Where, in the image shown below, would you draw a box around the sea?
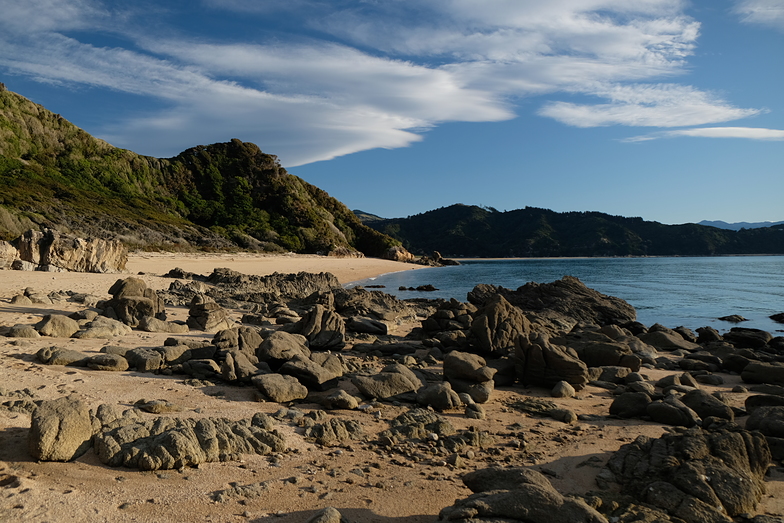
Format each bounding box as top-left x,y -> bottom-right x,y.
346,256 -> 784,335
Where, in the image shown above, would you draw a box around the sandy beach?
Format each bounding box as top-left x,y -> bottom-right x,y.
0,253 -> 782,523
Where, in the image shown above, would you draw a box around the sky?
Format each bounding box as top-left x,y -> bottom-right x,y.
0,0 -> 782,224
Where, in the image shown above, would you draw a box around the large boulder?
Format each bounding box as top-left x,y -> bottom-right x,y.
17,228 -> 127,273
351,363 -> 423,400
0,240 -> 18,269
280,354 -> 342,391
29,396 -> 93,461
469,295 -> 530,356
513,333 -> 589,391
443,351 -> 496,404
603,425 -> 770,522
467,276 -> 636,326
638,330 -> 700,352
93,412 -> 285,470
104,277 -> 166,327
256,331 -> 311,368
438,466 -> 607,523
284,304 -> 345,350
252,373 -> 308,403
187,294 -> 233,332
742,362 -> 784,386
35,314 -> 80,338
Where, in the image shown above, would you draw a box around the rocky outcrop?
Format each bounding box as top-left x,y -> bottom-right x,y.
443,351 -> 496,403
468,276 -> 636,326
334,287 -> 415,322
16,229 -> 127,273
601,424 -> 770,523
103,277 -> 166,328
0,240 -> 17,269
439,466 -> 607,523
513,333 -> 589,391
206,268 -> 341,304
351,363 -> 423,400
382,245 -> 414,262
93,409 -> 286,470
187,294 -> 233,332
29,396 -> 93,461
283,304 -> 345,350
469,295 -> 530,356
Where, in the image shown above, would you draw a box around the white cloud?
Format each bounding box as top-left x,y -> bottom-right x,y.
0,0 -> 768,163
624,127 -> 784,142
539,84 -> 761,128
734,0 -> 784,31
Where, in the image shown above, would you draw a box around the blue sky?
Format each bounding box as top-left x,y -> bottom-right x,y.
1,0 -> 782,224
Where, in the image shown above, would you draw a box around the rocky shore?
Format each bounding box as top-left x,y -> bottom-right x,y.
1,256 -> 783,523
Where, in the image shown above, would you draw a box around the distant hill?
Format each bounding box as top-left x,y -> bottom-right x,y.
698,220 -> 784,231
362,204 -> 784,257
0,84 -> 398,256
352,210 -> 386,223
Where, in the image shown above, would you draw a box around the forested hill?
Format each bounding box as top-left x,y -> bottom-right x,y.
361,204 -> 784,257
0,84 -> 397,256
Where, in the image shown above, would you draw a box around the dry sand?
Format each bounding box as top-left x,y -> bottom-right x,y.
0,253 -> 782,522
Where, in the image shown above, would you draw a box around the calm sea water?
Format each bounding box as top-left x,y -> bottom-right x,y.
347,256 -> 784,334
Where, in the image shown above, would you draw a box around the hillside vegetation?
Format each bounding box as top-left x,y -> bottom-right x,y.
0,85 -> 397,256
364,204 -> 784,257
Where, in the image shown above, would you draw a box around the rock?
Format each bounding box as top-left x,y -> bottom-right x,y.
125,348 -> 164,372
696,326 -> 723,343
206,268 -> 340,303
746,394 -> 784,415
252,373 -> 308,403
86,353 -> 129,371
306,507 -> 348,523
513,333 -> 589,391
333,286 -> 414,322
29,396 -> 93,461
139,316 -> 189,334
610,392 -> 652,418
681,389 -> 734,421
304,418 -> 364,446
724,327 -> 773,349
36,347 -> 89,366
187,294 -> 233,332
444,351 -> 495,382
9,294 -> 32,305
93,413 -> 286,470
280,354 -> 342,391
465,403 -> 485,419
256,331 -> 311,368
221,351 -> 261,383
346,316 -> 387,335
35,314 -> 80,338
74,316 -> 133,338
0,240 -> 18,269
382,245 -> 414,263
17,229 -> 127,273
417,382 -> 462,411
438,466 -> 607,523
719,314 -> 747,323
322,390 -> 359,410
461,466 -> 556,493
7,324 -> 40,338
467,276 -> 637,326
351,363 -> 423,400
741,362 -> 784,386
469,295 -> 530,356
603,426 -> 770,522
646,396 -> 700,427
551,380 -> 576,398
771,313 -> 784,324
285,304 -> 345,350
638,331 -> 700,352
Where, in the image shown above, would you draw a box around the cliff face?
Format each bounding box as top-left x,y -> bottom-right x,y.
362,204 -> 784,257
0,88 -> 397,256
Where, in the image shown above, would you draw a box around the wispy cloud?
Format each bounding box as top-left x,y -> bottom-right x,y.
623,127 -> 784,142
0,0 -> 767,164
539,84 -> 761,128
734,0 -> 784,31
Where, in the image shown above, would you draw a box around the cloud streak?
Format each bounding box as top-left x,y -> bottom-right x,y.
734,0 -> 784,31
0,0 -> 768,164
624,127 -> 784,142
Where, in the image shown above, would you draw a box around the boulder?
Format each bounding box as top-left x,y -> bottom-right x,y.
252,373 -> 308,403
742,362 -> 784,386
125,348 -> 164,372
304,418 -> 364,447
322,390 -> 359,410
469,295 -> 530,356
187,294 -> 233,332
345,316 -> 387,335
351,364 -> 422,400
280,354 -> 342,391
603,426 -> 770,522
0,240 -> 17,269
551,380 -> 576,398
467,276 -> 636,326
221,351 -> 261,383
86,353 -> 129,372
7,324 -> 40,338
306,507 -> 347,523
284,304 -> 345,350
513,333 -> 589,391
724,327 -> 773,349
416,382 -> 462,411
36,347 -> 89,366
17,228 -> 127,273
438,467 -> 607,523
382,245 -> 414,262
35,314 -> 80,338
681,389 -> 734,421
638,331 -> 700,352
29,396 -> 93,461
93,413 -> 286,470
74,316 -> 133,338
256,331 -> 311,368
139,316 -> 189,334
646,396 -> 700,427
333,286 -> 413,322
610,392 -> 652,418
